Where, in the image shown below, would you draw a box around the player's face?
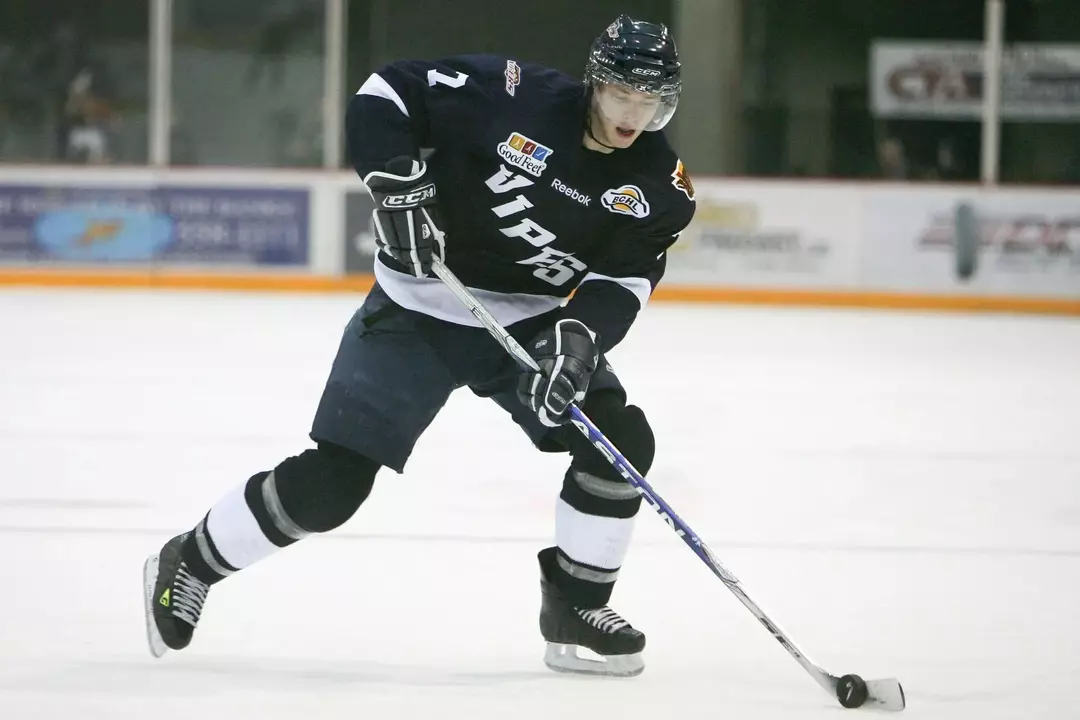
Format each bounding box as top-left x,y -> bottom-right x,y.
590,83 -> 662,148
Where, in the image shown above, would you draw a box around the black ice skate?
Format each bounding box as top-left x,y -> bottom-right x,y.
539,559 -> 646,677
143,533 -> 210,658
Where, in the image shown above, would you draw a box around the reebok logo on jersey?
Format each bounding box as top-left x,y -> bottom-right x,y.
505,60 -> 521,97
551,179 -> 590,206
497,133 -> 552,177
601,185 -> 651,219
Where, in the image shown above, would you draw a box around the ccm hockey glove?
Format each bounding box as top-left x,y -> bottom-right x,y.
364,156 -> 445,277
518,319 -> 599,427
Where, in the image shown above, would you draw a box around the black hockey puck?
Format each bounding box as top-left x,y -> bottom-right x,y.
837,674 -> 868,709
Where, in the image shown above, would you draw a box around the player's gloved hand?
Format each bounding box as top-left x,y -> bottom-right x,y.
518,319 -> 599,427
364,155 -> 445,278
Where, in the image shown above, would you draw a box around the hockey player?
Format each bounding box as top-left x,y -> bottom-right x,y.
143,14 -> 695,677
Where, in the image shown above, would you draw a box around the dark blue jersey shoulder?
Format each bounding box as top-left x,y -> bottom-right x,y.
347,55 -> 581,175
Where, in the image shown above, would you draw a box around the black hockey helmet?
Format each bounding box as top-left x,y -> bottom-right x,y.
585,15 -> 681,131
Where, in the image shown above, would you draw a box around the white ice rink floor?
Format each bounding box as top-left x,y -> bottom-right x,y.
1,287 -> 1078,719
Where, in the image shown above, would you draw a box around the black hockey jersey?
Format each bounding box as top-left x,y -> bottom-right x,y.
346,54 -> 696,352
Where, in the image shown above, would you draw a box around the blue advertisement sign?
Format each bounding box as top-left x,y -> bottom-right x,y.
0,185 -> 309,265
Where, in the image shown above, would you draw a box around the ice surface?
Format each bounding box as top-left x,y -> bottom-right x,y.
1,287 -> 1078,719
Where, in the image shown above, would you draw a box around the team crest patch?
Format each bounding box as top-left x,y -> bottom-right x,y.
601,185 -> 651,219
671,159 -> 695,201
505,60 -> 521,97
497,132 -> 552,177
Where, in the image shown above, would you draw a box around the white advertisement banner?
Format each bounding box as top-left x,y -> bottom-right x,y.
871,41 -> 1080,120
665,182 -> 860,288
863,190 -> 1080,298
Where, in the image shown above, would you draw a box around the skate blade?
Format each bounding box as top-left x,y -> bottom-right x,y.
142,555 -> 168,659
543,643 -> 644,677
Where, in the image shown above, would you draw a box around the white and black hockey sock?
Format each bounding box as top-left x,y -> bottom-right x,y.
552,468 -> 643,607
181,471 -> 309,585
178,445 -> 379,585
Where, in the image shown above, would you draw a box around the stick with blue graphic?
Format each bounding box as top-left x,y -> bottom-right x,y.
430,257 -> 905,712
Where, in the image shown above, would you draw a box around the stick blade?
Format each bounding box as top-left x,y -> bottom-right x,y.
865,678 -> 906,711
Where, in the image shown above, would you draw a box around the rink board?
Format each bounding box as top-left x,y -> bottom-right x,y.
0,165 -> 1076,315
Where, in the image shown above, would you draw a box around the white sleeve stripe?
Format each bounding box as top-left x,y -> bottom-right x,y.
356,73 -> 410,118
364,164 -> 426,185
579,272 -> 653,309
546,356 -> 566,414
405,212 -> 422,275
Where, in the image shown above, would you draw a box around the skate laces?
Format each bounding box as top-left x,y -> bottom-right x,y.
170,564 -> 209,628
577,606 -> 630,634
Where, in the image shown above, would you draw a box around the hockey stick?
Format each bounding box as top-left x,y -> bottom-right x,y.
431,257 -> 905,711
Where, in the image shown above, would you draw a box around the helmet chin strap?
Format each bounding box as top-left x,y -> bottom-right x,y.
584,109 -> 620,151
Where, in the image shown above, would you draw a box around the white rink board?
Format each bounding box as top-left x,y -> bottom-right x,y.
864,187 -> 1080,297
0,165 -> 1077,304
666,181 -> 862,289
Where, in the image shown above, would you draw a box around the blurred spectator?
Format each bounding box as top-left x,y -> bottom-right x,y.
0,2 -> 149,164
64,67 -> 120,163
27,21 -> 121,163
927,137 -> 964,181
877,137 -> 909,179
